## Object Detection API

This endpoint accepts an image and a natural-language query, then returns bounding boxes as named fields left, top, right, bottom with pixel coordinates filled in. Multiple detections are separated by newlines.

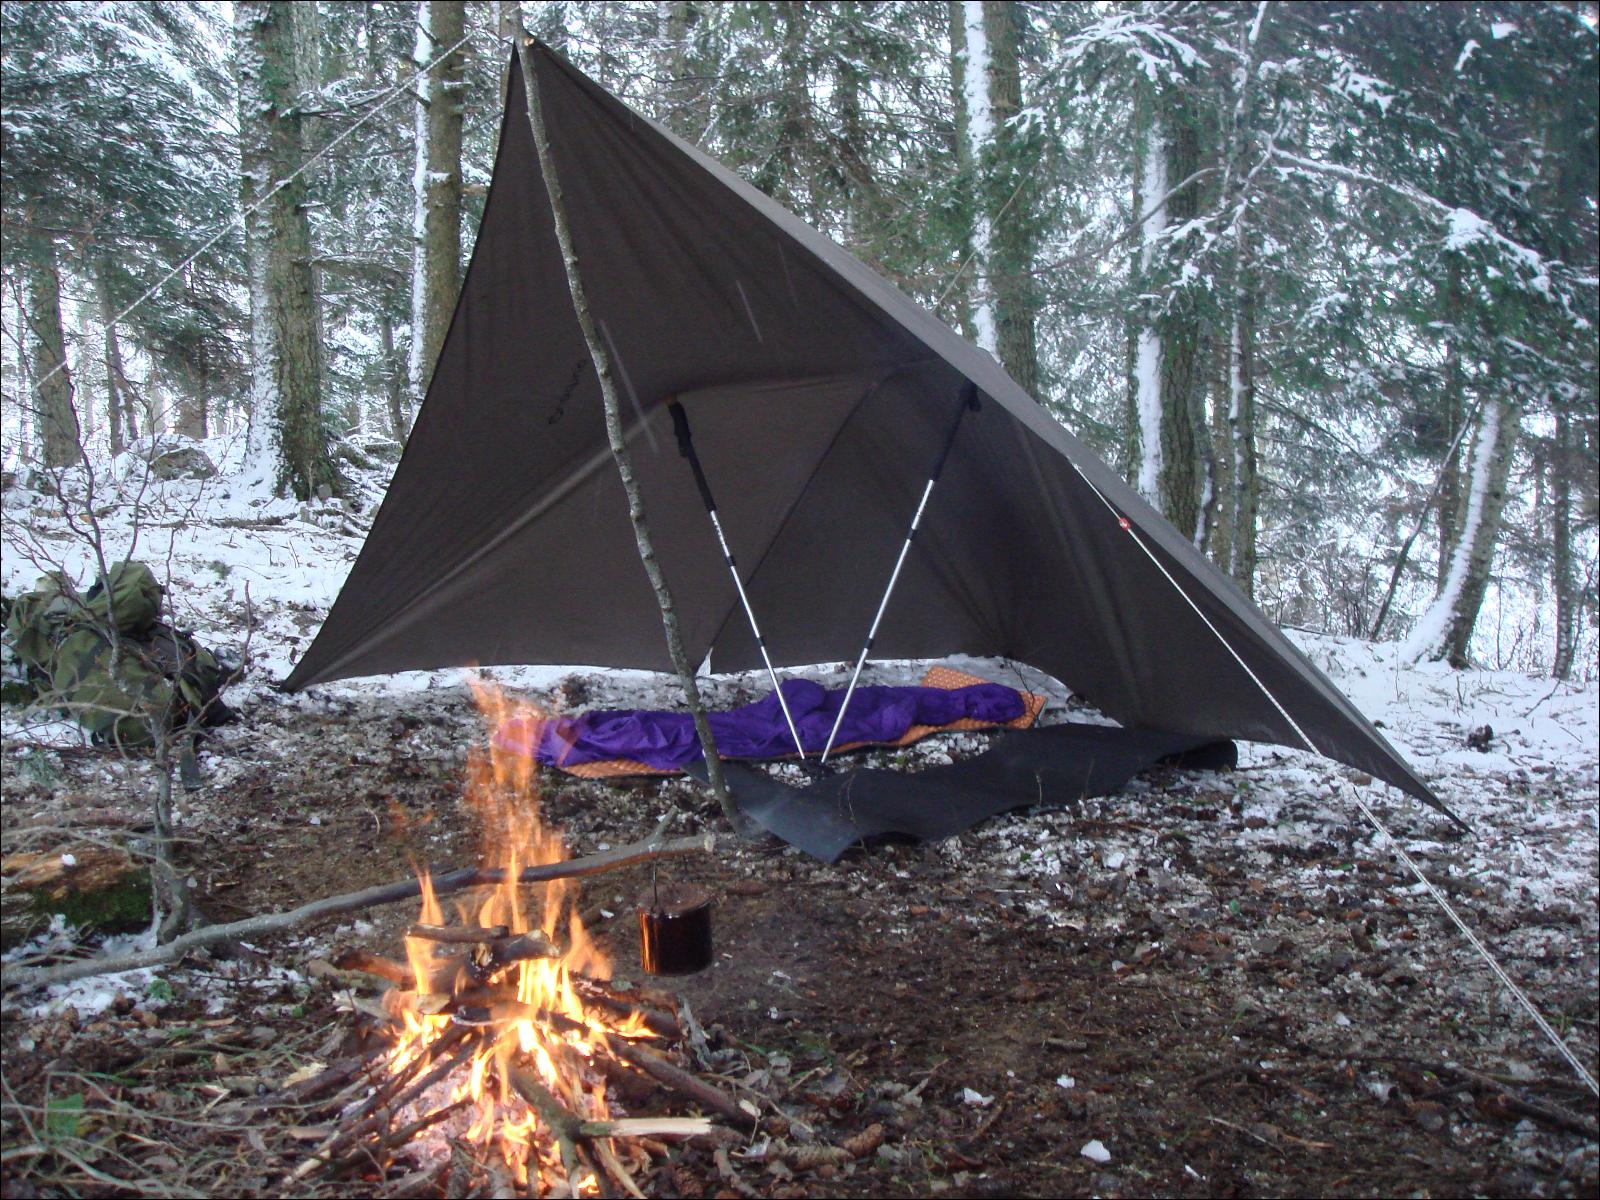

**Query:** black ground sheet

left=687, top=722, right=1236, bottom=862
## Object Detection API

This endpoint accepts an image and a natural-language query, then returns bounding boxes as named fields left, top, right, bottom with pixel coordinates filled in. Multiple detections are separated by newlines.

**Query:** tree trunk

left=235, top=0, right=339, bottom=499
left=1156, top=97, right=1203, bottom=538
left=380, top=307, right=407, bottom=444
left=1217, top=6, right=1262, bottom=588
left=1208, top=339, right=1234, bottom=568
left=1436, top=264, right=1466, bottom=581
left=95, top=264, right=127, bottom=456
left=407, top=0, right=465, bottom=415
left=952, top=1, right=997, bottom=354
left=755, top=0, right=810, bottom=215
left=655, top=0, right=701, bottom=137
left=946, top=1, right=978, bottom=344
left=1126, top=79, right=1165, bottom=502
left=515, top=37, right=741, bottom=832
left=1403, top=394, right=1518, bottom=666
left=25, top=238, right=80, bottom=470
left=1551, top=404, right=1576, bottom=680
left=980, top=0, right=1039, bottom=399
left=173, top=368, right=208, bottom=440
left=1227, top=282, right=1258, bottom=593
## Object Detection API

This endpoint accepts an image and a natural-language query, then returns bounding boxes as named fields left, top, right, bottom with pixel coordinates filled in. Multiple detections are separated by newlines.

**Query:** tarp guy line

left=1064, top=444, right=1598, bottom=1098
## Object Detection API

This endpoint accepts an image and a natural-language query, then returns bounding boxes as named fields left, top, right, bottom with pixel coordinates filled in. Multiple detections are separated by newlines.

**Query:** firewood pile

left=242, top=911, right=727, bottom=1196
left=242, top=912, right=885, bottom=1199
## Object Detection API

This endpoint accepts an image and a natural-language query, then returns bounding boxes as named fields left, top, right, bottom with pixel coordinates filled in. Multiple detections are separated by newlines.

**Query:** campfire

left=285, top=683, right=747, bottom=1197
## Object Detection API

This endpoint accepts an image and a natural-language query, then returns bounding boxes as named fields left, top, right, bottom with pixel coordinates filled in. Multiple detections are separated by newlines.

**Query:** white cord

left=1346, top=784, right=1597, bottom=1095
left=25, top=26, right=484, bottom=402
left=1061, top=456, right=1599, bottom=1097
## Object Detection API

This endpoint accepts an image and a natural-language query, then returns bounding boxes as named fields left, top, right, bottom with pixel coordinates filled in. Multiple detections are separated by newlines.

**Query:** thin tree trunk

left=235, top=0, right=339, bottom=499
left=25, top=238, right=80, bottom=470
left=380, top=307, right=407, bottom=444
left=95, top=264, right=127, bottom=456
left=1208, top=339, right=1234, bottom=568
left=1550, top=404, right=1576, bottom=680
left=1227, top=283, right=1258, bottom=592
left=173, top=364, right=208, bottom=440
left=1157, top=97, right=1203, bottom=538
left=1127, top=78, right=1165, bottom=501
left=408, top=0, right=465, bottom=412
left=953, top=1, right=997, bottom=354
left=946, top=1, right=978, bottom=343
left=1436, top=264, right=1466, bottom=580
left=1218, top=6, right=1263, bottom=588
left=515, top=37, right=741, bottom=832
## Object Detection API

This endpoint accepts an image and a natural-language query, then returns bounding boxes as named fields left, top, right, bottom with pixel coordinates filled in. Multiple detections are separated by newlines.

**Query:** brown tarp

left=285, top=44, right=1453, bottom=823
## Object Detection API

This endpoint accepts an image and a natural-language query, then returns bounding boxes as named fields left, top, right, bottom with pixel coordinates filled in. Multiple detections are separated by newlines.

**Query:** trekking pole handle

left=668, top=401, right=718, bottom=514
left=931, top=383, right=981, bottom=482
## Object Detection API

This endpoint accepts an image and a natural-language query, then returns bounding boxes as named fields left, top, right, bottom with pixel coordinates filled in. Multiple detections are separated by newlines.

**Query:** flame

left=382, top=677, right=647, bottom=1193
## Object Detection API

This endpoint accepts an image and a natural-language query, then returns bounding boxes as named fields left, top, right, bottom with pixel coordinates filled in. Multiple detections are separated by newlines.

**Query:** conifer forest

left=1, top=4, right=1597, bottom=1198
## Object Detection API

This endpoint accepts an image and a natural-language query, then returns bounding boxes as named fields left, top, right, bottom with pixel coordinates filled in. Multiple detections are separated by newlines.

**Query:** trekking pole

left=820, top=383, right=981, bottom=764
left=668, top=401, right=809, bottom=759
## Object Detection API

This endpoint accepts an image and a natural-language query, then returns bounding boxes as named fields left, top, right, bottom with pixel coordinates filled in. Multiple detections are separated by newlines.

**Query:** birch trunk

left=25, top=239, right=80, bottom=470
left=1402, top=394, right=1518, bottom=667
left=235, top=0, right=339, bottom=500
left=952, top=1, right=997, bottom=355
left=946, top=2, right=979, bottom=344
left=407, top=0, right=465, bottom=415
left=515, top=38, right=741, bottom=832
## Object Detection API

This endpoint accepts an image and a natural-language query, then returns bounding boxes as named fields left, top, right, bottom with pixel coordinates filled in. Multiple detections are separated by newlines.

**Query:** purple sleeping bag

left=497, top=678, right=1024, bottom=771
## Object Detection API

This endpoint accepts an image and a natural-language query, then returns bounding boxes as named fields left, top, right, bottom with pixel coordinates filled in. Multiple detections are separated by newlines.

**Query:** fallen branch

left=4, top=832, right=716, bottom=992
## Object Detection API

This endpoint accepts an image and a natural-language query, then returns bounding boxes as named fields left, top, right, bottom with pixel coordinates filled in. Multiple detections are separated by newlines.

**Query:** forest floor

left=1, top=446, right=1597, bottom=1198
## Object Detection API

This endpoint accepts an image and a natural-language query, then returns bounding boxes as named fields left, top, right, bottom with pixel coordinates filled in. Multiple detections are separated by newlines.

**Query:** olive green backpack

left=4, top=562, right=230, bottom=748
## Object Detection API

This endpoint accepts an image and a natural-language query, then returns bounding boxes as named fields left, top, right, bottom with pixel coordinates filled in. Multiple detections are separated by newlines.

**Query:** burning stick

left=572, top=975, right=680, bottom=1039
left=613, top=1040, right=759, bottom=1130
left=407, top=921, right=511, bottom=943
left=507, top=1064, right=585, bottom=1187
left=332, top=948, right=412, bottom=987
left=289, top=1029, right=485, bottom=1183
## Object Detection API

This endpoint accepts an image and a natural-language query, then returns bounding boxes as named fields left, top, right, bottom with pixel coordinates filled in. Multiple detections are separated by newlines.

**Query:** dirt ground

left=2, top=681, right=1596, bottom=1198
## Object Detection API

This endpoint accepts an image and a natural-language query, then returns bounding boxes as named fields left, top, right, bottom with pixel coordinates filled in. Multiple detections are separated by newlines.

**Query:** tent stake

left=515, top=37, right=742, bottom=832
left=669, top=401, right=809, bottom=759
left=821, top=384, right=980, bottom=764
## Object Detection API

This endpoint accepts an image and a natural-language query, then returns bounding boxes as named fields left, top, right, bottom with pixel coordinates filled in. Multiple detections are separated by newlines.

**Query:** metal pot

left=636, top=883, right=713, bottom=975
